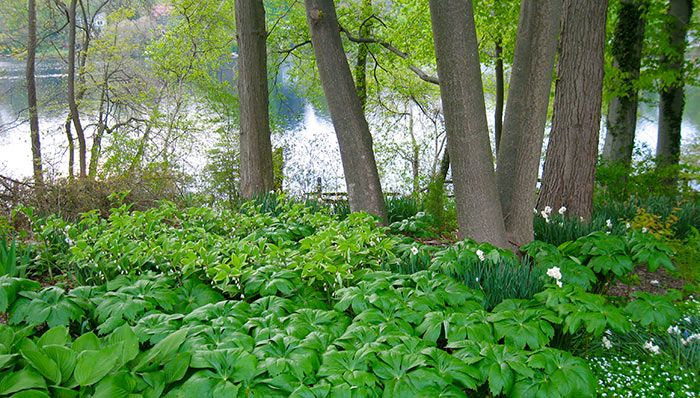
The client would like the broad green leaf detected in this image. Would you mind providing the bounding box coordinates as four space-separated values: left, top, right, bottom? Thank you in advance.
20 339 62 385
74 344 120 386
0 368 47 395
134 329 188 372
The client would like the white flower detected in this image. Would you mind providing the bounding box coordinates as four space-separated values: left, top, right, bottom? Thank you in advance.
602 336 613 349
544 206 552 215
642 227 648 233
476 249 485 261
580 216 584 222
650 279 659 285
667 325 680 335
410 246 419 256
533 208 538 214
606 219 613 229
556 280 563 288
643 340 660 355
558 206 567 215
546 266 562 281
626 222 631 229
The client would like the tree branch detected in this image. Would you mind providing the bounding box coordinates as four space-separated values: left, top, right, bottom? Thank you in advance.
339 26 439 85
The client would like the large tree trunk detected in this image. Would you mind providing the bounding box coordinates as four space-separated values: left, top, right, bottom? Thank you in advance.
538 0 608 221
656 0 693 182
304 0 387 223
27 0 43 187
602 0 647 167
67 0 87 178
354 0 372 111
428 0 508 247
494 40 504 156
236 0 275 198
496 0 562 247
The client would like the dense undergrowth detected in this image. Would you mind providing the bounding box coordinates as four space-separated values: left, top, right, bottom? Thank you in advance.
0 196 698 397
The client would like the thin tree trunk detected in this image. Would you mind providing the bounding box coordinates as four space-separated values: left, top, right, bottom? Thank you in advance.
538 0 608 221
88 83 108 178
304 0 387 223
27 0 43 187
354 0 372 111
236 0 275 198
656 0 693 184
65 116 75 180
438 150 450 182
428 0 508 247
67 0 87 178
494 40 504 155
408 110 420 196
496 0 562 247
603 0 647 167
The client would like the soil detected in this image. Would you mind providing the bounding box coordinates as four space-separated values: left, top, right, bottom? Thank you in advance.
608 266 688 297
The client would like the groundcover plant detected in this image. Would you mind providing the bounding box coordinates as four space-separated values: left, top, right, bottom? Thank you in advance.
0 199 698 397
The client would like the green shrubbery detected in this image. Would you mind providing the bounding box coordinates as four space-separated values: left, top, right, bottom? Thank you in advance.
0 197 698 397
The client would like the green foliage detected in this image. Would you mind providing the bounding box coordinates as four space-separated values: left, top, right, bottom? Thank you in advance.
431 240 545 310
3 198 693 397
0 237 30 277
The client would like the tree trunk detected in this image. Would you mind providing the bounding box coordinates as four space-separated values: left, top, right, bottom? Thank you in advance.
656 0 693 182
602 0 647 167
88 82 108 178
236 0 275 198
496 0 562 247
538 0 608 221
67 0 87 178
27 0 43 187
428 0 508 247
65 117 75 180
438 150 450 183
304 0 387 223
494 40 504 155
354 0 372 111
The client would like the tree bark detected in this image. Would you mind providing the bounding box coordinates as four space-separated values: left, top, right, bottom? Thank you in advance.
603 0 647 167
494 40 504 155
428 0 508 247
236 0 275 198
496 0 562 247
304 0 387 223
354 0 372 111
27 0 43 187
65 117 75 180
67 0 87 178
656 0 693 181
538 0 608 221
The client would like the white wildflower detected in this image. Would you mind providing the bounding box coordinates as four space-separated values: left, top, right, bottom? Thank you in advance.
533 208 538 214
558 206 567 215
546 266 562 281
556 280 563 288
410 246 419 256
602 336 612 349
606 219 613 229
626 222 631 230
650 279 660 286
643 340 660 355
668 325 681 335
642 227 648 233
476 249 485 261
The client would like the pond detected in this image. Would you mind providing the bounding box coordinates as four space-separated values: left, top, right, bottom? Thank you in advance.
1 56 698 194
